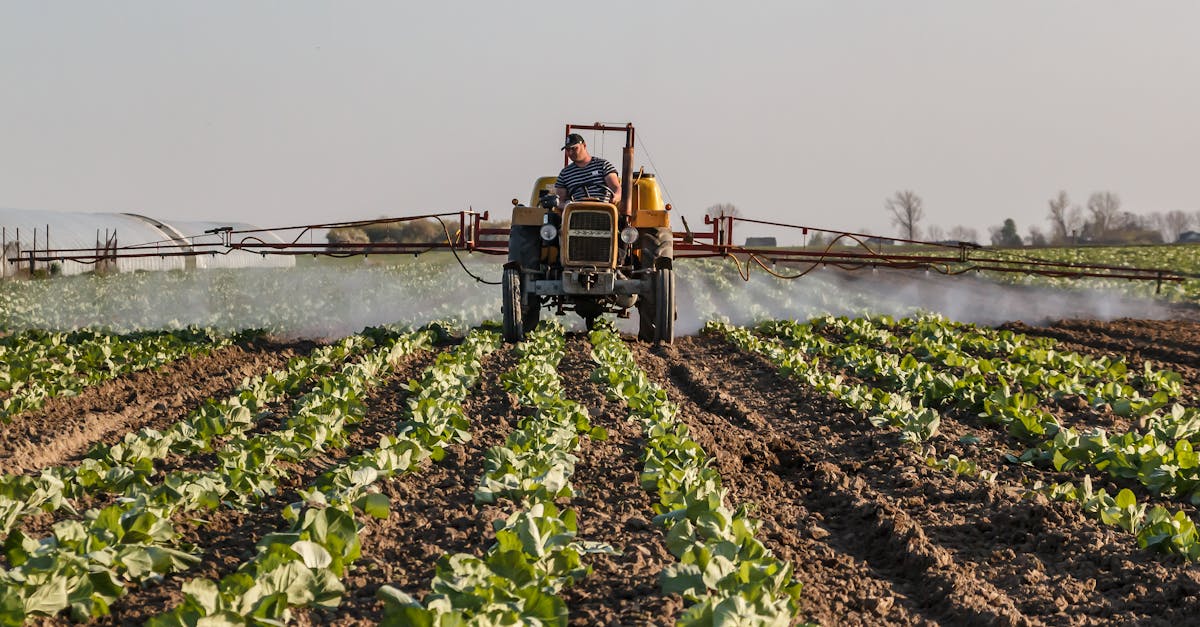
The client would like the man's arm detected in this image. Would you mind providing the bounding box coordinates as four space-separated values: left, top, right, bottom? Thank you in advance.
554 185 568 210
604 172 622 208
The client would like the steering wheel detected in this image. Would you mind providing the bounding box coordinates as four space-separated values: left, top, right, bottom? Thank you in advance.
566 183 612 205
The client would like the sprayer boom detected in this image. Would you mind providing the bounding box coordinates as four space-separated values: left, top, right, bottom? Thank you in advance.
6 210 1192 292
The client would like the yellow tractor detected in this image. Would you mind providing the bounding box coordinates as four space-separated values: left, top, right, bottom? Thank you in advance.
503 123 675 343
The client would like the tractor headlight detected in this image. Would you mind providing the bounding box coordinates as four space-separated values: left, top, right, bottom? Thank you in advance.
540 224 558 241
620 226 639 245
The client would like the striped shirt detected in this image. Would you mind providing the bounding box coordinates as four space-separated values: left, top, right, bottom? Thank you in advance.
556 157 618 202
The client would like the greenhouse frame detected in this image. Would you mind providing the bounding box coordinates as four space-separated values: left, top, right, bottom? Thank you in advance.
1 207 295 278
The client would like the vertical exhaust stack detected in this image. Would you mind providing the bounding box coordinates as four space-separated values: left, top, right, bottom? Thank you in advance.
621 124 635 219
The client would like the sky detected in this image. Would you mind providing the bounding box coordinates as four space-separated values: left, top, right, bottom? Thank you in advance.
2 1 1197 245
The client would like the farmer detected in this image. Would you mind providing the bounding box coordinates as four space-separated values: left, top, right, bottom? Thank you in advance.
554 133 622 209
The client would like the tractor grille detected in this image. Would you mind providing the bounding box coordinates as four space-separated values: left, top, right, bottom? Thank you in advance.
569 212 611 232
565 210 614 265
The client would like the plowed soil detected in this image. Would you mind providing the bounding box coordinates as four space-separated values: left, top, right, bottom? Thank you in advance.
18 318 1200 626
0 337 315 476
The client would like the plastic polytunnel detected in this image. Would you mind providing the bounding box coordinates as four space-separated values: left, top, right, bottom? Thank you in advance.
1 207 295 277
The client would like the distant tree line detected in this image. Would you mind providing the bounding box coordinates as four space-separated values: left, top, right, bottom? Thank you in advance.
1038 190 1194 245
326 218 447 247
325 217 519 249
879 189 1199 248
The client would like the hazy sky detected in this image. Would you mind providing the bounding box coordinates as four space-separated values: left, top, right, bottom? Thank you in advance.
2 2 1197 244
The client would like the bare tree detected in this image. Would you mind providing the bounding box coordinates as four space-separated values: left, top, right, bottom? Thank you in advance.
947 226 979 244
1158 210 1192 243
1026 225 1047 247
885 190 924 240
1046 191 1071 242
1115 211 1145 232
1087 191 1122 239
705 203 740 220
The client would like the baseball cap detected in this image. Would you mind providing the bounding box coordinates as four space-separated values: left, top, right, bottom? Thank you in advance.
560 133 584 150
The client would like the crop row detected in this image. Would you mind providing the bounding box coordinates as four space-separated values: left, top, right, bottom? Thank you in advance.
755 316 1200 506
379 321 610 624
0 328 434 623
838 314 1182 402
590 324 806 625
714 317 1200 560
0 332 377 541
150 327 500 624
0 327 246 421
710 321 942 445
760 316 1177 428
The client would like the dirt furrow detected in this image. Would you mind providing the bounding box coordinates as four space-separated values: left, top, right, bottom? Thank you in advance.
1053 319 1200 356
0 338 312 475
294 347 520 625
557 334 682 626
92 347 440 626
630 338 946 626
637 333 1200 626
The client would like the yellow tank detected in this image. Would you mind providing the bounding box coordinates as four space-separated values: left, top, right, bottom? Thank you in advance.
513 172 670 228
630 174 670 229
528 176 559 206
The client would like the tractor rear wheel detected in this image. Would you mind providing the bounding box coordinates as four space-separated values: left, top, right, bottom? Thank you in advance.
501 267 523 343
652 267 675 344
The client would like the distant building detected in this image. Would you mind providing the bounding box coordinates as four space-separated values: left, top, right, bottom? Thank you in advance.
745 237 777 247
1178 231 1200 243
865 236 895 247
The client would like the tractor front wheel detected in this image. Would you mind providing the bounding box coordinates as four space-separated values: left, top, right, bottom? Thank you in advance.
637 227 674 342
501 267 524 343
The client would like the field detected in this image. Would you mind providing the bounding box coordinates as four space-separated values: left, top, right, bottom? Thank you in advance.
2 258 1200 625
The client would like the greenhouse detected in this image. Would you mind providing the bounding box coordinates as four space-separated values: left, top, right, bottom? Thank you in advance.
1 207 295 278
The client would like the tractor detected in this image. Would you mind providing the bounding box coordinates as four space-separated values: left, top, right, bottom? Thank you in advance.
501 123 676 344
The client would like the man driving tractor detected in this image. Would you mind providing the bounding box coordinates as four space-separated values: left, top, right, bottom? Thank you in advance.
555 133 622 210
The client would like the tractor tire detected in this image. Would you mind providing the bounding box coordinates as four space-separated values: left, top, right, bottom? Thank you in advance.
506 225 544 336
652 267 675 344
508 225 542 335
501 267 524 343
507 225 541 269
637 227 674 342
524 295 541 333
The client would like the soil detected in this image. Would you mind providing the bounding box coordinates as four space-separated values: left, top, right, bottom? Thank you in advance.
87 348 441 626
16 319 1200 626
0 337 315 476
626 329 1200 626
